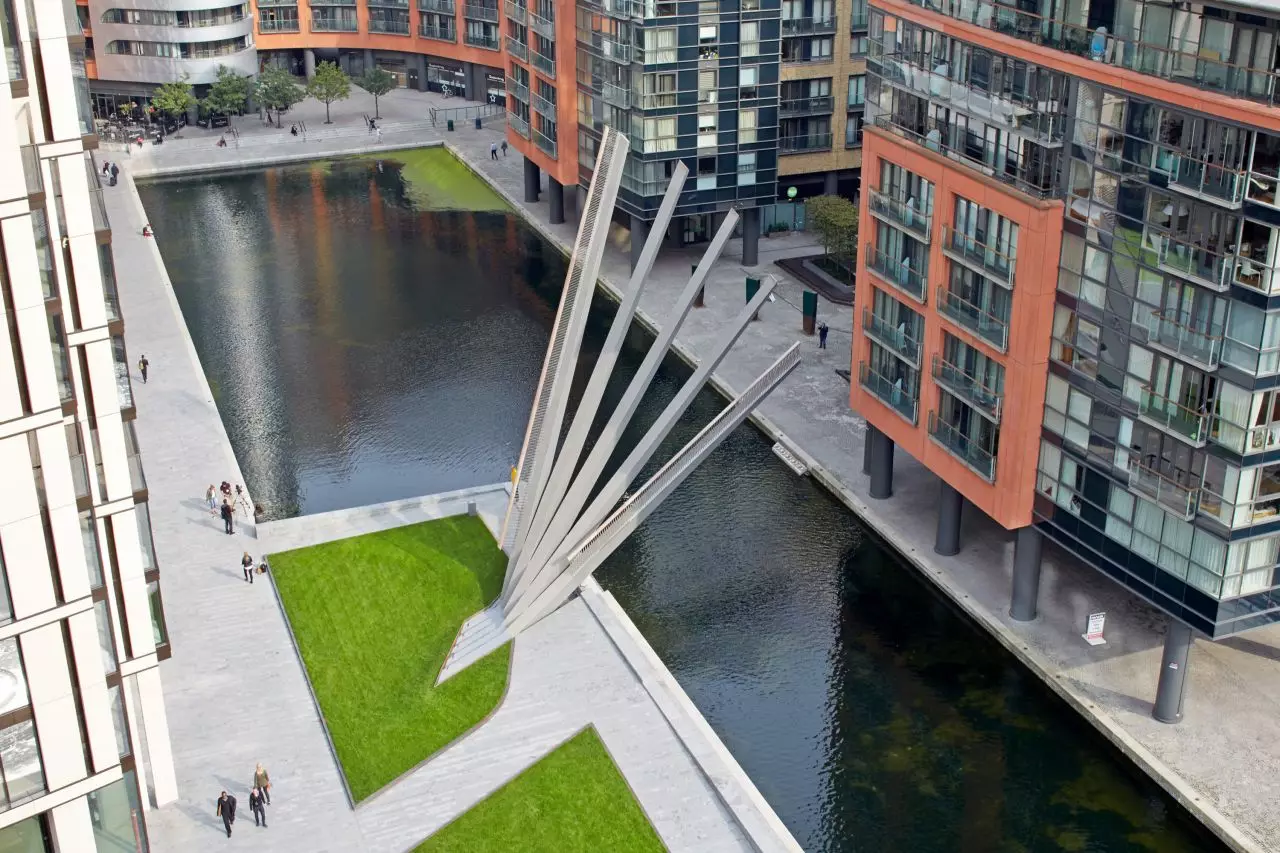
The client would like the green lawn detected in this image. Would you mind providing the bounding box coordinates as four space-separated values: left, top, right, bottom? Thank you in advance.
357 147 510 212
269 515 510 801
414 728 666 853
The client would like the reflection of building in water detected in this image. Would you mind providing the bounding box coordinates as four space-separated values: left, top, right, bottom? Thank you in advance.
0 1 177 849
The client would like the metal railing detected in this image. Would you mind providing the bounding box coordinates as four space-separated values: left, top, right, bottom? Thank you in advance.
506 76 529 102
779 133 833 153
581 31 632 64
1138 386 1210 446
464 31 500 49
464 2 499 21
420 23 455 40
534 126 557 158
782 16 836 35
1155 233 1232 291
936 285 1009 351
531 50 556 78
601 81 630 109
868 188 930 242
1146 309 1223 368
932 355 1002 423
508 111 530 138
1127 456 1198 519
258 17 299 31
532 90 556 118
529 8 555 37
941 224 1016 287
310 18 358 31
1168 154 1246 207
779 95 834 116
505 0 526 22
368 18 410 33
506 35 527 58
859 361 918 424
420 0 455 11
428 102 505 126
928 412 996 481
863 308 921 366
866 244 926 303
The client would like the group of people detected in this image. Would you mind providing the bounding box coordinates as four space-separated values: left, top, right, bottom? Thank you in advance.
489 139 508 160
216 763 273 837
99 160 120 186
208 481 251 534
366 116 384 143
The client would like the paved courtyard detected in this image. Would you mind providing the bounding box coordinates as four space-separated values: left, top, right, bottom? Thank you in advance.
121 86 1280 853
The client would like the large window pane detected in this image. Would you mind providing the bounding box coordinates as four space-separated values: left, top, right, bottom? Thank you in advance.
0 816 51 853
146 582 167 648
87 770 148 853
0 640 28 718
135 505 156 573
82 512 104 590
107 685 130 758
0 720 45 806
94 601 117 674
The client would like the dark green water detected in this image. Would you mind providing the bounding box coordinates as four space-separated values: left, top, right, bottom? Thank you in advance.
138 157 1223 853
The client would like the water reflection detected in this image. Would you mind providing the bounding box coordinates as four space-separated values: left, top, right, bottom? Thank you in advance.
140 158 1222 853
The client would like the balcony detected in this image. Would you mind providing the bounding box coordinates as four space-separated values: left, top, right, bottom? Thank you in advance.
859 362 918 424
928 412 996 481
582 31 632 64
529 9 554 38
420 0 454 11
506 35 527 58
259 17 299 31
464 2 499 20
311 18 358 31
421 23 455 40
1127 457 1198 519
867 188 930 242
505 0 526 22
506 76 529 102
941 225 1015 288
534 127 557 158
936 285 1009 351
866 244 926 303
1145 310 1223 369
465 32 501 49
932 356 1002 423
602 81 630 109
779 95 834 117
508 111 530 138
1138 386 1209 446
1168 155 1246 208
531 50 556 78
1155 234 1231 291
779 133 832 154
369 18 409 33
782 16 836 36
863 308 921 367
602 0 640 18
532 91 556 118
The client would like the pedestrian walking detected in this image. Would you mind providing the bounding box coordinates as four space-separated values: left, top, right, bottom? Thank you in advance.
138 354 149 383
216 791 237 837
221 499 234 535
206 485 217 514
490 142 498 161
818 322 829 349
249 787 267 827
253 763 271 804
376 126 383 143
101 161 110 177
501 139 508 156
242 551 254 583
290 124 298 137
110 163 119 186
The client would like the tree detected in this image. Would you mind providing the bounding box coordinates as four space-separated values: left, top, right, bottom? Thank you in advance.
307 61 351 124
202 65 251 119
151 76 196 127
255 66 304 127
808 194 859 274
355 68 396 119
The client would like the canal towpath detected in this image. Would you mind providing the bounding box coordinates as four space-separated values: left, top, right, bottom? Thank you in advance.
123 87 1280 853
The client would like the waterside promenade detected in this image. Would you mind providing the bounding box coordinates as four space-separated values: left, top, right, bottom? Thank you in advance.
103 143 799 853
121 87 1279 852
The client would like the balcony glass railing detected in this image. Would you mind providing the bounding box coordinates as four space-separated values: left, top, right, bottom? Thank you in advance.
310 18 358 31
506 35 527 57
932 355 1002 423
868 188 930 242
528 8 554 37
582 31 632 64
508 111 530 138
506 76 529 101
465 32 500 49
420 0 454 11
1139 386 1210 445
1168 155 1246 207
368 18 410 33
464 2 499 21
928 412 996 481
1155 233 1231 290
936 285 1009 351
1127 457 1199 519
1145 310 1223 368
907 0 1280 109
532 91 556 118
779 133 833 153
941 225 1015 287
420 23 455 40
602 81 630 109
866 244 926 302
505 0 526 22
781 16 836 35
859 361 918 424
534 127 557 158
863 308 921 366
259 18 300 31
531 50 556 77
779 95 834 116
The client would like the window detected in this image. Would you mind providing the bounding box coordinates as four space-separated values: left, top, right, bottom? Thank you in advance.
147 580 167 647
1042 374 1092 450
845 114 863 147
850 35 867 56
642 72 676 108
739 65 759 98
642 117 677 153
737 152 756 185
698 70 717 104
644 27 676 63
94 600 117 674
1051 305 1100 378
698 113 717 147
697 157 717 190
108 685 130 757
847 74 864 107
741 21 759 57
87 772 149 853
739 108 757 143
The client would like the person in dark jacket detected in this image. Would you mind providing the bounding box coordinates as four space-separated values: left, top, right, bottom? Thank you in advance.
221 500 234 534
109 163 119 186
249 787 267 827
216 791 237 837
818 322 829 349
242 551 254 583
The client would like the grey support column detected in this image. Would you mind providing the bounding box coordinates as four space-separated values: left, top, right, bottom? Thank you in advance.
548 178 565 224
868 428 894 500
363 49 375 74
304 49 317 80
741 206 760 266
1010 525 1043 622
935 482 963 556
824 170 838 195
630 214 648 271
1152 621 1194 724
523 158 540 203
862 425 875 475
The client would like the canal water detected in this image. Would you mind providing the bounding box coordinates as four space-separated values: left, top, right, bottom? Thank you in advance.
137 154 1222 853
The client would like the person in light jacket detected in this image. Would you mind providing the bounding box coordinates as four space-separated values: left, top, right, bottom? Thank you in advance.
253 762 271 804
242 552 254 583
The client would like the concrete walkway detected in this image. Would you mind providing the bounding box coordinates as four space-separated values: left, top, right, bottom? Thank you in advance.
122 88 1280 852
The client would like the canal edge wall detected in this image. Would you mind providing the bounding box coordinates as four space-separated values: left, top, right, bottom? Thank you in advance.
443 144 1265 853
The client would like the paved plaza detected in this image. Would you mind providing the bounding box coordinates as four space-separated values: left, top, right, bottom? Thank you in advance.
118 86 1280 852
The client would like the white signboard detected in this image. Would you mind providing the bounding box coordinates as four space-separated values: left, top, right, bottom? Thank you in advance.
1082 611 1107 646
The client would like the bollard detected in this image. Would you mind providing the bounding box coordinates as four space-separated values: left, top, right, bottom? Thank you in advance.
474 117 482 130
692 263 705 308
746 276 761 321
802 290 818 335
447 119 455 132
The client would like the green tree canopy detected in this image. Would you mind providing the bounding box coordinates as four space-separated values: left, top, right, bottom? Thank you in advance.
151 76 196 121
355 67 396 119
808 194 859 268
202 65 251 117
307 61 352 124
255 66 304 126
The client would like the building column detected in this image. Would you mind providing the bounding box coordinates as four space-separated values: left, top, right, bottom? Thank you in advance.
1010 525 1043 622
363 48 375 74
1152 620 1194 724
134 668 178 805
868 427 894 499
304 49 317 80
523 158 540 203
548 178 565 224
630 214 648 271
824 170 839 195
741 206 760 266
862 426 873 475
935 481 963 556
49 798 96 853
564 183 579 222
